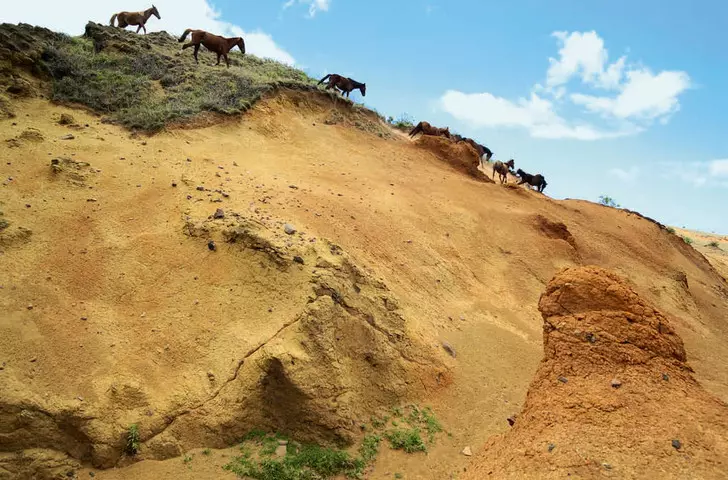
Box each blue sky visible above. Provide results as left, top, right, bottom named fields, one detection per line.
left=7, top=0, right=728, bottom=232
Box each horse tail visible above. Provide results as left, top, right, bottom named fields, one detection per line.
left=409, top=122, right=422, bottom=137
left=317, top=74, right=331, bottom=85
left=178, top=29, right=193, bottom=43
left=109, top=13, right=117, bottom=26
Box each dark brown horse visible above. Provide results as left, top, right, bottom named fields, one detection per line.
left=492, top=159, right=515, bottom=184
left=409, top=121, right=451, bottom=139
left=178, top=29, right=246, bottom=68
left=318, top=74, right=367, bottom=97
left=109, top=5, right=160, bottom=34
left=516, top=168, right=548, bottom=193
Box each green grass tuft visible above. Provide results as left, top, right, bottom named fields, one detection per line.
left=682, top=236, right=694, bottom=245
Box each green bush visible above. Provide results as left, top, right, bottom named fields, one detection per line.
left=598, top=195, right=620, bottom=208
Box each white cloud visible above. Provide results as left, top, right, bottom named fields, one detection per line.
left=609, top=166, right=640, bottom=182
left=660, top=160, right=728, bottom=188
left=3, top=0, right=295, bottom=65
left=439, top=30, right=690, bottom=140
left=440, top=90, right=638, bottom=140
left=709, top=159, right=728, bottom=177
left=283, top=0, right=331, bottom=17
left=547, top=31, right=625, bottom=90
left=571, top=69, right=690, bottom=120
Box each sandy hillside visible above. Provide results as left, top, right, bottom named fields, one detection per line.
left=1, top=23, right=728, bottom=480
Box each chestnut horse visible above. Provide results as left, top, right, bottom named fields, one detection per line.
left=178, top=29, right=245, bottom=68
left=409, top=121, right=451, bottom=139
left=109, top=5, right=160, bottom=34
left=318, top=74, right=367, bottom=97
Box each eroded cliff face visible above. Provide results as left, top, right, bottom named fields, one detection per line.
left=464, top=266, right=728, bottom=479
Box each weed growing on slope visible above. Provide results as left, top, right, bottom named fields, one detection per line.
left=682, top=236, right=694, bottom=245
left=707, top=241, right=720, bottom=248
left=125, top=424, right=141, bottom=456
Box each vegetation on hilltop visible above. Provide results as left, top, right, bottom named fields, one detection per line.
left=1, top=22, right=319, bottom=131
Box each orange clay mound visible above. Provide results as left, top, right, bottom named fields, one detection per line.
left=413, top=136, right=493, bottom=183
left=464, top=265, right=728, bottom=480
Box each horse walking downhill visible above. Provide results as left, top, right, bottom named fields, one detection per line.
left=408, top=121, right=451, bottom=139
left=109, top=5, right=161, bottom=34
left=178, top=29, right=246, bottom=68
left=492, top=159, right=515, bottom=184
left=516, top=168, right=548, bottom=193
left=318, top=74, right=367, bottom=98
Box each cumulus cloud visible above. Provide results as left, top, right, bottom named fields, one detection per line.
left=3, top=0, right=295, bottom=65
left=440, top=30, right=690, bottom=141
left=283, top=0, right=331, bottom=17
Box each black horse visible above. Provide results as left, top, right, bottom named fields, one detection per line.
left=516, top=168, right=547, bottom=193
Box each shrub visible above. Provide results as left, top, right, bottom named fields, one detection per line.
left=598, top=195, right=620, bottom=208
left=682, top=236, right=694, bottom=245
left=707, top=241, right=720, bottom=248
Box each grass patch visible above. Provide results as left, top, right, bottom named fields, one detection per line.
left=224, top=407, right=441, bottom=479
left=224, top=441, right=364, bottom=480
left=682, top=236, right=694, bottom=245
left=707, top=241, right=720, bottom=248
left=384, top=428, right=427, bottom=453
left=666, top=227, right=676, bottom=234
left=38, top=23, right=317, bottom=131
left=125, top=424, right=140, bottom=456
left=387, top=113, right=414, bottom=131
left=202, top=448, right=212, bottom=456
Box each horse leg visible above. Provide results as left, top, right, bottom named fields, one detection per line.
left=136, top=24, right=142, bottom=34
left=224, top=53, right=230, bottom=68
left=193, top=44, right=200, bottom=64
left=215, top=53, right=221, bottom=66
left=142, top=24, right=147, bottom=35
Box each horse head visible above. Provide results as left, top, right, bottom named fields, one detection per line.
left=443, top=128, right=451, bottom=139
left=236, top=38, right=246, bottom=54
left=516, top=168, right=525, bottom=177
left=360, top=83, right=366, bottom=96
left=506, top=159, right=515, bottom=168
left=151, top=5, right=161, bottom=19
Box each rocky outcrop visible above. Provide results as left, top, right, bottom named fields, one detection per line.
left=464, top=266, right=728, bottom=479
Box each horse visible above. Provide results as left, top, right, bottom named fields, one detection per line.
left=409, top=121, right=451, bottom=139
left=460, top=137, right=493, bottom=164
left=493, top=159, right=515, bottom=184
left=178, top=29, right=245, bottom=68
left=317, top=74, right=366, bottom=98
left=109, top=5, right=160, bottom=34
left=516, top=168, right=547, bottom=193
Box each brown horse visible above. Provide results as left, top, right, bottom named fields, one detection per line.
left=178, top=29, right=245, bottom=68
left=492, top=159, right=515, bottom=184
left=109, top=5, right=160, bottom=34
left=318, top=74, right=367, bottom=97
left=409, top=121, right=451, bottom=139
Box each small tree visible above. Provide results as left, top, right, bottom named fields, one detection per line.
left=598, top=195, right=620, bottom=208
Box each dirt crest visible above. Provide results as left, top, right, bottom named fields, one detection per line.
left=464, top=266, right=728, bottom=479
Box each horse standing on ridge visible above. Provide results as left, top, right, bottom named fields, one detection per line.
left=318, top=74, right=367, bottom=98
left=178, top=29, right=246, bottom=68
left=109, top=5, right=161, bottom=34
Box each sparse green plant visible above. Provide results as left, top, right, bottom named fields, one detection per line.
left=395, top=474, right=403, bottom=479
left=125, top=424, right=141, bottom=456
left=598, top=195, right=620, bottom=208
left=358, top=434, right=382, bottom=464
left=707, top=241, right=720, bottom=248
left=385, top=428, right=427, bottom=453
left=666, top=227, right=676, bottom=234
left=0, top=218, right=9, bottom=232
left=183, top=454, right=193, bottom=464
left=202, top=448, right=212, bottom=456
left=682, top=236, right=694, bottom=245
left=388, top=113, right=415, bottom=130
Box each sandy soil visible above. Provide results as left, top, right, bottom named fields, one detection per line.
left=2, top=91, right=727, bottom=479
